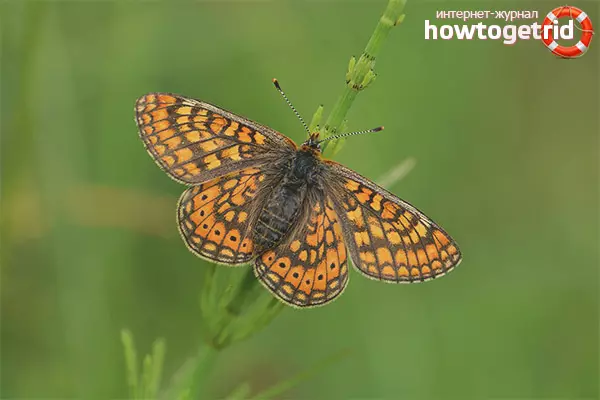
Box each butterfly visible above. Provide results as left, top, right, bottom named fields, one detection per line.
left=135, top=81, right=462, bottom=308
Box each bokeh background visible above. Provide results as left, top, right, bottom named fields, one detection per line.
left=1, top=1, right=598, bottom=399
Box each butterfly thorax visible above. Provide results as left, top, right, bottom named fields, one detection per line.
left=252, top=147, right=323, bottom=253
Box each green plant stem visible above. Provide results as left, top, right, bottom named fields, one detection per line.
left=186, top=345, right=219, bottom=400
left=321, top=0, right=406, bottom=156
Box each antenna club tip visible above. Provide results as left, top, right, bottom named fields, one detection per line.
left=375, top=126, right=384, bottom=132
left=272, top=78, right=281, bottom=90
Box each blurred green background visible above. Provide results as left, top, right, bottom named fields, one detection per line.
left=1, top=1, right=598, bottom=399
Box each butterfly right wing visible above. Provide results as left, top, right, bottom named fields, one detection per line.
left=136, top=93, right=296, bottom=185
left=325, top=161, right=462, bottom=283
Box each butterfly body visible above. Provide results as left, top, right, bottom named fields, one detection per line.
left=136, top=93, right=462, bottom=308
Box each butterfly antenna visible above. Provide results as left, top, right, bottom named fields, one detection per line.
left=272, top=78, right=311, bottom=136
left=317, top=126, right=384, bottom=144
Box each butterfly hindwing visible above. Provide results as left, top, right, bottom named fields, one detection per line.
left=178, top=167, right=272, bottom=265
left=135, top=93, right=296, bottom=184
left=254, top=194, right=349, bottom=307
left=325, top=161, right=462, bottom=283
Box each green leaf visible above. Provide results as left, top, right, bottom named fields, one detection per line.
left=121, top=329, right=139, bottom=399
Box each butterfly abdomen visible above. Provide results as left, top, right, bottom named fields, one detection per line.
left=253, top=183, right=306, bottom=252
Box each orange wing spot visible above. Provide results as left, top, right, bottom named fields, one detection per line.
left=157, top=128, right=176, bottom=142
left=399, top=215, right=411, bottom=229
left=298, top=269, right=316, bottom=295
left=421, top=266, right=431, bottom=275
left=238, top=212, right=248, bottom=223
left=360, top=251, right=376, bottom=263
left=217, top=202, right=231, bottom=214
left=409, top=230, right=420, bottom=244
left=204, top=242, right=217, bottom=252
left=371, top=194, right=383, bottom=211
left=267, top=272, right=282, bottom=283
left=325, top=230, right=334, bottom=244
left=431, top=260, right=443, bottom=271
left=224, top=211, right=235, bottom=222
left=221, top=145, right=242, bottom=161
left=210, top=117, right=227, bottom=133
left=203, top=154, right=222, bottom=169
left=144, top=126, right=154, bottom=136
left=356, top=191, right=370, bottom=204
left=217, top=192, right=230, bottom=205
left=313, top=267, right=327, bottom=291
left=287, top=266, right=304, bottom=286
left=306, top=233, right=318, bottom=247
left=151, top=108, right=168, bottom=121
left=195, top=215, right=216, bottom=237
left=254, top=132, right=266, bottom=144
left=290, top=240, right=301, bottom=252
left=208, top=222, right=226, bottom=244
left=179, top=124, right=192, bottom=133
left=398, top=266, right=409, bottom=277
left=261, top=251, right=276, bottom=266
left=392, top=220, right=406, bottom=232
left=164, top=137, right=181, bottom=150
left=237, top=127, right=253, bottom=143
left=329, top=280, right=339, bottom=289
left=145, top=94, right=157, bottom=103
left=354, top=231, right=370, bottom=247
left=386, top=230, right=401, bottom=245
left=295, top=292, right=307, bottom=301
left=415, top=223, right=428, bottom=237
left=309, top=250, right=317, bottom=264
left=426, top=244, right=439, bottom=260
left=230, top=192, right=245, bottom=206
left=395, top=250, right=408, bottom=266
left=173, top=168, right=186, bottom=176
left=381, top=207, right=395, bottom=220
left=403, top=212, right=414, bottom=223
left=240, top=239, right=253, bottom=253
left=142, top=114, right=152, bottom=124
left=154, top=120, right=170, bottom=131
left=175, top=148, right=193, bottom=163
left=347, top=207, right=365, bottom=228
left=281, top=284, right=294, bottom=295
left=219, top=248, right=234, bottom=258
left=194, top=115, right=208, bottom=123
left=223, top=121, right=239, bottom=136
left=176, top=106, right=192, bottom=115
left=345, top=179, right=360, bottom=191
left=299, top=250, right=308, bottom=262
left=312, top=292, right=325, bottom=299
left=368, top=217, right=384, bottom=238
left=183, top=163, right=200, bottom=176
left=176, top=116, right=190, bottom=125
left=326, top=249, right=340, bottom=279
left=200, top=138, right=224, bottom=152
left=402, top=236, right=412, bottom=246
left=193, top=185, right=221, bottom=208
left=382, top=266, right=396, bottom=279
left=185, top=130, right=201, bottom=143
left=162, top=155, right=175, bottom=167
left=440, top=250, right=449, bottom=261
left=368, top=265, right=379, bottom=275
left=407, top=250, right=418, bottom=267
left=416, top=249, right=428, bottom=265
left=410, top=267, right=420, bottom=277
left=447, top=245, right=458, bottom=255
left=157, top=94, right=176, bottom=103
left=377, top=247, right=393, bottom=265
left=223, top=179, right=238, bottom=190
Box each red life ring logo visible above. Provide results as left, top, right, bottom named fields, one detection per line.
left=542, top=6, right=594, bottom=58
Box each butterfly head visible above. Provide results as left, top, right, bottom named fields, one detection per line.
left=302, top=132, right=322, bottom=153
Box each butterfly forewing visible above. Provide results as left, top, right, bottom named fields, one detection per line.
left=135, top=93, right=295, bottom=184
left=325, top=161, right=462, bottom=283
left=254, top=195, right=349, bottom=307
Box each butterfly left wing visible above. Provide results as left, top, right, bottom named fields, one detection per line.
left=135, top=93, right=296, bottom=185
left=254, top=195, right=349, bottom=308
left=324, top=161, right=462, bottom=283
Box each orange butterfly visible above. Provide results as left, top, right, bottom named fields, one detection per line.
left=135, top=81, right=462, bottom=308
